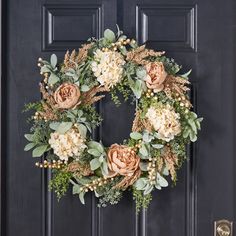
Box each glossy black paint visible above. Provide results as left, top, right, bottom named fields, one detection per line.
left=1, top=0, right=235, bottom=236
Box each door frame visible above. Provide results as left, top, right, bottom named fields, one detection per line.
left=1, top=0, right=6, bottom=235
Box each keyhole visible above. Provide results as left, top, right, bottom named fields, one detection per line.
left=217, top=224, right=231, bottom=236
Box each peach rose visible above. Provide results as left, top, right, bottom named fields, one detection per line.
left=107, top=144, right=140, bottom=177
left=145, top=61, right=167, bottom=92
left=54, top=83, right=80, bottom=109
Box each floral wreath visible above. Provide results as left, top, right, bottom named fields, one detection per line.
left=24, top=28, right=202, bottom=211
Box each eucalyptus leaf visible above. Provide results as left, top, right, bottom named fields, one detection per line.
left=78, top=124, right=87, bottom=138
left=48, top=73, right=59, bottom=85
left=104, top=29, right=116, bottom=42
left=139, top=144, right=148, bottom=157
left=144, top=184, right=154, bottom=195
left=99, top=155, right=104, bottom=162
left=50, top=54, right=57, bottom=68
left=156, top=173, right=168, bottom=187
left=24, top=134, right=34, bottom=142
left=32, top=145, right=48, bottom=157
left=190, top=131, right=197, bottom=142
left=188, top=120, right=197, bottom=134
left=81, top=85, right=90, bottom=92
left=94, top=190, right=102, bottom=198
left=79, top=192, right=85, bottom=204
left=56, top=122, right=73, bottom=134
left=90, top=158, right=101, bottom=170
left=142, top=132, right=153, bottom=143
left=72, top=184, right=81, bottom=194
left=49, top=122, right=60, bottom=131
left=24, top=143, right=36, bottom=151
left=183, top=128, right=190, bottom=138
left=88, top=149, right=101, bottom=157
left=162, top=167, right=169, bottom=176
left=139, top=162, right=148, bottom=171
left=119, top=46, right=127, bottom=55
left=40, top=65, right=51, bottom=73
left=151, top=144, right=164, bottom=149
left=131, top=80, right=143, bottom=99
left=88, top=141, right=104, bottom=153
left=136, top=68, right=146, bottom=79
left=130, top=132, right=142, bottom=140
left=180, top=69, right=192, bottom=79
left=101, top=161, right=108, bottom=175
left=76, top=177, right=91, bottom=185
left=135, top=178, right=148, bottom=190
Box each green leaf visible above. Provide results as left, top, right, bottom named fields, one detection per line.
left=119, top=46, right=127, bottom=55
left=183, top=128, right=190, bottom=138
left=144, top=184, right=154, bottom=195
left=88, top=141, right=104, bottom=153
left=57, top=122, right=72, bottom=134
left=81, top=85, right=90, bottom=92
left=48, top=73, right=59, bottom=85
left=99, top=155, right=104, bottom=162
left=101, top=162, right=108, bottom=175
left=130, top=80, right=143, bottom=99
left=104, top=29, right=116, bottom=42
left=32, top=145, right=48, bottom=157
left=130, top=132, right=142, bottom=140
left=136, top=68, right=146, bottom=79
left=188, top=120, right=197, bottom=134
left=72, top=184, right=81, bottom=194
left=190, top=131, right=197, bottom=142
left=139, top=144, right=148, bottom=156
left=50, top=54, right=57, bottom=68
left=142, top=132, right=153, bottom=143
left=49, top=122, right=60, bottom=131
left=90, top=158, right=101, bottom=170
left=24, top=143, right=36, bottom=151
left=135, top=178, right=148, bottom=190
left=151, top=144, right=164, bottom=149
left=78, top=124, right=87, bottom=138
left=162, top=167, right=169, bottom=176
left=24, top=134, right=34, bottom=142
left=156, top=173, right=168, bottom=187
left=88, top=149, right=101, bottom=157
left=40, top=65, right=51, bottom=73
left=180, top=69, right=192, bottom=79
left=79, top=192, right=85, bottom=204
left=139, top=162, right=148, bottom=171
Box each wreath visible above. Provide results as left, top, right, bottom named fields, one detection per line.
left=24, top=28, right=202, bottom=211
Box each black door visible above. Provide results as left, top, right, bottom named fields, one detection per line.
left=1, top=0, right=235, bottom=236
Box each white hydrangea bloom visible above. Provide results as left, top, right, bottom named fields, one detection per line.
left=145, top=104, right=181, bottom=142
left=91, top=49, right=125, bottom=89
left=48, top=129, right=86, bottom=161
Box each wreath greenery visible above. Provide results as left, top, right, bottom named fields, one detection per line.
left=24, top=28, right=202, bottom=211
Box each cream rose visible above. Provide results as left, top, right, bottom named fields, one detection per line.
left=107, top=144, right=140, bottom=177
left=145, top=61, right=167, bottom=92
left=54, top=83, right=80, bottom=109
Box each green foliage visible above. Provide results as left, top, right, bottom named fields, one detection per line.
left=132, top=188, right=152, bottom=213
left=182, top=112, right=203, bottom=142
left=24, top=121, right=51, bottom=157
left=97, top=184, right=123, bottom=207
left=23, top=102, right=42, bottom=113
left=49, top=170, right=72, bottom=200
left=87, top=141, right=108, bottom=175
left=157, top=56, right=182, bottom=75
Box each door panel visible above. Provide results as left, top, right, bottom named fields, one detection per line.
left=1, top=0, right=235, bottom=236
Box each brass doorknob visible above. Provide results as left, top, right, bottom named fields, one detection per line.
left=217, top=224, right=231, bottom=236
left=214, top=220, right=233, bottom=236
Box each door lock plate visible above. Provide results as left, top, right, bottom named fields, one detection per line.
left=214, top=220, right=233, bottom=236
